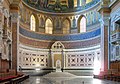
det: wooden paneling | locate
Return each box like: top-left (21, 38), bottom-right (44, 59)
top-left (110, 61), bottom-right (120, 70)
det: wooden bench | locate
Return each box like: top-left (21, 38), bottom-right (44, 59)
top-left (0, 69), bottom-right (16, 79)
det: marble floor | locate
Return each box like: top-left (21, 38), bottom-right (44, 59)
top-left (21, 76), bottom-right (120, 84)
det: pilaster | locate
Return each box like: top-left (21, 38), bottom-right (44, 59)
top-left (0, 1), bottom-right (4, 60)
top-left (10, 4), bottom-right (19, 73)
top-left (98, 1), bottom-right (111, 71)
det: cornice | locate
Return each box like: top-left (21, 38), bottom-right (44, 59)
top-left (10, 0), bottom-right (20, 11)
top-left (97, 3), bottom-right (111, 14)
top-left (109, 0), bottom-right (120, 8)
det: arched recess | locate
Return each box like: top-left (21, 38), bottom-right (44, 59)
top-left (51, 41), bottom-right (65, 49)
top-left (77, 15), bottom-right (87, 33)
top-left (62, 18), bottom-right (71, 34)
top-left (45, 18), bottom-right (53, 34)
top-left (39, 16), bottom-right (44, 27)
top-left (51, 41), bottom-right (65, 68)
top-left (30, 14), bottom-right (39, 32)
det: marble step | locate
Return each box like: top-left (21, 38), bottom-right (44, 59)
top-left (43, 72), bottom-right (77, 78)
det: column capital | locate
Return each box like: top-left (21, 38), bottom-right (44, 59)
top-left (11, 12), bottom-right (19, 23)
top-left (98, 0), bottom-right (111, 14)
top-left (98, 6), bottom-right (111, 14)
top-left (101, 0), bottom-right (110, 6)
top-left (99, 16), bottom-right (110, 28)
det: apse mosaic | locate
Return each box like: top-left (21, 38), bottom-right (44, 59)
top-left (23, 0), bottom-right (100, 12)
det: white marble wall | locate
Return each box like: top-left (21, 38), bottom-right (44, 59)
top-left (19, 44), bottom-right (101, 70)
top-left (65, 47), bottom-right (101, 69)
top-left (19, 44), bottom-right (50, 69)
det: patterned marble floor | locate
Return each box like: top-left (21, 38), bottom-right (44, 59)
top-left (21, 76), bottom-right (120, 84)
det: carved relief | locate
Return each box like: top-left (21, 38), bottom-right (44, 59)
top-left (0, 0), bottom-right (4, 5)
top-left (3, 8), bottom-right (9, 18)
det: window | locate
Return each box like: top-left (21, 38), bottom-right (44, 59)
top-left (30, 15), bottom-right (36, 31)
top-left (74, 0), bottom-right (77, 7)
top-left (60, 0), bottom-right (68, 6)
top-left (45, 19), bottom-right (53, 34)
top-left (48, 0), bottom-right (56, 5)
top-left (63, 19), bottom-right (70, 34)
top-left (79, 0), bottom-right (82, 6)
top-left (80, 16), bottom-right (86, 33)
top-left (86, 0), bottom-right (92, 4)
top-left (39, 17), bottom-right (44, 27)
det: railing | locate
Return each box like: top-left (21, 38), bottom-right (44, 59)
top-left (111, 30), bottom-right (120, 44)
top-left (23, 0), bottom-right (100, 13)
top-left (111, 29), bottom-right (120, 35)
top-left (111, 30), bottom-right (119, 41)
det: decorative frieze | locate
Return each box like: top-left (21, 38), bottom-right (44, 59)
top-left (0, 0), bottom-right (3, 5)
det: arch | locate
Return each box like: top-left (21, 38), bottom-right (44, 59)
top-left (62, 18), bottom-right (70, 34)
top-left (45, 18), bottom-right (53, 34)
top-left (51, 41), bottom-right (65, 49)
top-left (77, 15), bottom-right (87, 33)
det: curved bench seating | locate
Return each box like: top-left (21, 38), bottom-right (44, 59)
top-left (94, 69), bottom-right (120, 82)
top-left (0, 73), bottom-right (29, 83)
